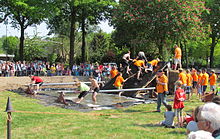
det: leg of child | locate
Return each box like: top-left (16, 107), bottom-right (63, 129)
top-left (92, 92), bottom-right (97, 104)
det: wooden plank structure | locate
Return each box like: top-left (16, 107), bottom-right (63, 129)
top-left (101, 61), bottom-right (169, 97)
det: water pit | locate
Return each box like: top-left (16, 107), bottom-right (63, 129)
top-left (28, 88), bottom-right (157, 112)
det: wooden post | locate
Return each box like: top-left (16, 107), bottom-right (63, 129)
top-left (5, 97), bottom-right (13, 139)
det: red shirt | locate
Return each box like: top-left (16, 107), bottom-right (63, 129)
top-left (31, 76), bottom-right (43, 83)
top-left (173, 88), bottom-right (186, 109)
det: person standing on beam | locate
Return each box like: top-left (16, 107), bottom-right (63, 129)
top-left (174, 44), bottom-right (182, 70)
top-left (122, 51), bottom-right (132, 74)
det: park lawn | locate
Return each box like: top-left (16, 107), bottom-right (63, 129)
top-left (0, 91), bottom-right (203, 139)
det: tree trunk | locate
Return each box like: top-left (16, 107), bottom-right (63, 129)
top-left (210, 35), bottom-right (216, 68)
top-left (69, 6), bottom-right (76, 68)
top-left (19, 25), bottom-right (25, 61)
top-left (158, 39), bottom-right (164, 60)
top-left (184, 41), bottom-right (188, 68)
top-left (81, 14), bottom-right (86, 63)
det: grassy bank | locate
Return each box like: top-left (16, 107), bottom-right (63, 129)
top-left (0, 91), bottom-right (203, 139)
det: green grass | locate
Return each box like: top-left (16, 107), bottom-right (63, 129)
top-left (0, 91), bottom-right (203, 139)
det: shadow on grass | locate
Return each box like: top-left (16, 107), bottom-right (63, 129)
top-left (122, 109), bottom-right (145, 113)
top-left (134, 123), bottom-right (161, 128)
top-left (122, 109), bottom-right (156, 113)
top-left (168, 131), bottom-right (186, 135)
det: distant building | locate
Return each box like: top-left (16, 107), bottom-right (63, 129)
top-left (0, 54), bottom-right (15, 61)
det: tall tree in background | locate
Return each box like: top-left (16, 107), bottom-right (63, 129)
top-left (203, 0), bottom-right (220, 68)
top-left (77, 0), bottom-right (115, 63)
top-left (1, 0), bottom-right (52, 61)
top-left (48, 0), bottom-right (116, 67)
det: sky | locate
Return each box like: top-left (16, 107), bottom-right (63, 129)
top-left (0, 21), bottom-right (114, 38)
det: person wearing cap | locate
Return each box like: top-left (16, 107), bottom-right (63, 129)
top-left (29, 75), bottom-right (43, 93)
top-left (209, 70), bottom-right (217, 93)
top-left (201, 69), bottom-right (209, 95)
top-left (156, 70), bottom-right (168, 112)
top-left (173, 44), bottom-right (182, 70)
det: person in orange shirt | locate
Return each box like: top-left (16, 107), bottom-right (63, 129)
top-left (133, 59), bottom-right (147, 80)
top-left (201, 69), bottom-right (209, 95)
top-left (178, 68), bottom-right (187, 89)
top-left (110, 66), bottom-right (119, 79)
top-left (197, 69), bottom-right (203, 98)
top-left (186, 69), bottom-right (193, 100)
top-left (156, 70), bottom-right (168, 112)
top-left (148, 58), bottom-right (160, 71)
top-left (174, 44), bottom-right (182, 70)
top-left (113, 72), bottom-right (128, 96)
top-left (209, 70), bottom-right (217, 93)
top-left (191, 68), bottom-right (198, 92)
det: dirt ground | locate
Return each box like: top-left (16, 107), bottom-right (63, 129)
top-left (0, 76), bottom-right (89, 91)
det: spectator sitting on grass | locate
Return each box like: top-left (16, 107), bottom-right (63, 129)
top-left (160, 104), bottom-right (175, 128)
top-left (186, 106), bottom-right (201, 134)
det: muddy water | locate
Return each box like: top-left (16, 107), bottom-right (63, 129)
top-left (35, 90), bottom-right (156, 112)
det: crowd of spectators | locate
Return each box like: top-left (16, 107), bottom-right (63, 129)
top-left (0, 60), bottom-right (117, 79)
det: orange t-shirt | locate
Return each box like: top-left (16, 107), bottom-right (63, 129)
top-left (114, 75), bottom-right (125, 87)
top-left (149, 60), bottom-right (159, 66)
top-left (201, 73), bottom-right (209, 86)
top-left (186, 73), bottom-right (193, 86)
top-left (174, 47), bottom-right (182, 59)
top-left (156, 74), bottom-right (168, 93)
top-left (179, 72), bottom-right (187, 85)
top-left (209, 73), bottom-right (217, 86)
top-left (134, 60), bottom-right (145, 67)
top-left (110, 69), bottom-right (118, 78)
top-left (192, 72), bottom-right (198, 82)
top-left (198, 73), bottom-right (203, 85)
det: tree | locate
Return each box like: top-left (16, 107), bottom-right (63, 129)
top-left (77, 0), bottom-right (115, 63)
top-left (2, 36), bottom-right (19, 55)
top-left (47, 0), bottom-right (116, 67)
top-left (203, 0), bottom-right (220, 68)
top-left (1, 0), bottom-right (53, 60)
top-left (111, 0), bottom-right (208, 60)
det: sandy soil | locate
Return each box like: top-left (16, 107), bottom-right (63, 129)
top-left (0, 76), bottom-right (89, 91)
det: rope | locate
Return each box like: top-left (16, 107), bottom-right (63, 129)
top-left (14, 110), bottom-right (111, 116)
top-left (13, 109), bottom-right (157, 117)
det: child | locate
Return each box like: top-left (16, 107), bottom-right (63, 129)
top-left (173, 81), bottom-right (186, 127)
top-left (160, 105), bottom-right (175, 128)
top-left (74, 82), bottom-right (90, 103)
top-left (113, 72), bottom-right (128, 96)
top-left (89, 76), bottom-right (100, 104)
top-left (57, 92), bottom-right (68, 105)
